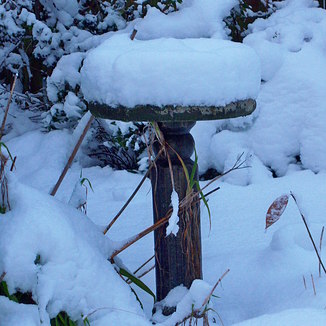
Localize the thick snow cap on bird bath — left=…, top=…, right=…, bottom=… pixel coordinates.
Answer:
left=81, top=34, right=261, bottom=121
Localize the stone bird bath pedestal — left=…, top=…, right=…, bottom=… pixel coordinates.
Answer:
left=89, top=100, right=256, bottom=307
left=81, top=34, right=260, bottom=313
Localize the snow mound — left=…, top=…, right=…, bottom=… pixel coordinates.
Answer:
left=0, top=175, right=150, bottom=325
left=0, top=296, right=40, bottom=326
left=81, top=34, right=261, bottom=108
left=194, top=1, right=326, bottom=177
left=232, top=308, right=326, bottom=326
left=134, top=0, right=236, bottom=40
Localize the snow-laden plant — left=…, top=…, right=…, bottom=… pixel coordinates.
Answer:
left=224, top=0, right=275, bottom=42
left=69, top=171, right=94, bottom=214
left=86, top=119, right=147, bottom=171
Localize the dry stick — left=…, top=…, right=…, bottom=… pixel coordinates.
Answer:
left=201, top=153, right=246, bottom=193
left=137, top=265, right=155, bottom=279
left=103, top=147, right=164, bottom=235
left=127, top=265, right=155, bottom=284
left=201, top=269, right=230, bottom=309
left=176, top=269, right=230, bottom=326
left=290, top=192, right=326, bottom=275
left=0, top=271, right=6, bottom=283
left=10, top=156, right=16, bottom=171
left=177, top=154, right=246, bottom=211
left=0, top=73, right=18, bottom=140
left=203, top=186, right=220, bottom=199
left=130, top=29, right=137, bottom=40
left=110, top=209, right=172, bottom=262
left=303, top=275, right=307, bottom=290
left=133, top=255, right=155, bottom=275
left=50, top=115, right=94, bottom=196
left=311, top=274, right=316, bottom=296
left=125, top=255, right=155, bottom=285
left=319, top=226, right=324, bottom=277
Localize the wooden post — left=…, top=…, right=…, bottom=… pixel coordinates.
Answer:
left=151, top=121, right=202, bottom=314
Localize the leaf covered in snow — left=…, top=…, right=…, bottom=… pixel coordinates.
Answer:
left=265, top=194, right=289, bottom=230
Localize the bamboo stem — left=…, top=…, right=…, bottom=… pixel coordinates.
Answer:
left=103, top=147, right=164, bottom=235
left=10, top=156, right=17, bottom=172
left=311, top=274, right=316, bottom=295
left=110, top=209, right=171, bottom=262
left=50, top=115, right=94, bottom=196
left=127, top=265, right=155, bottom=284
left=290, top=192, right=326, bottom=275
left=0, top=73, right=18, bottom=140
left=137, top=265, right=155, bottom=279
left=201, top=269, right=230, bottom=309
left=320, top=226, right=325, bottom=277
left=133, top=255, right=155, bottom=275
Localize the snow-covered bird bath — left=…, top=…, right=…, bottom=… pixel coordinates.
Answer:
left=80, top=33, right=261, bottom=311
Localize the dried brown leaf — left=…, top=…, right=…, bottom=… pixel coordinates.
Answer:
left=266, top=194, right=289, bottom=229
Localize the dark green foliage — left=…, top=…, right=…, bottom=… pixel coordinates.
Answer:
left=0, top=280, right=36, bottom=304
left=1, top=280, right=85, bottom=325
left=87, top=120, right=147, bottom=171
left=108, top=0, right=182, bottom=21
left=224, top=0, right=275, bottom=42
left=50, top=312, right=77, bottom=326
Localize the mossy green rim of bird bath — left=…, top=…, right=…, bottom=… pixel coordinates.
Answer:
left=89, top=98, right=256, bottom=122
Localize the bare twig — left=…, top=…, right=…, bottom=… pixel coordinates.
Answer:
left=303, top=275, right=307, bottom=290
left=110, top=209, right=172, bottom=262
left=130, top=29, right=137, bottom=40
left=103, top=147, right=164, bottom=235
left=290, top=192, right=326, bottom=275
left=0, top=271, right=6, bottom=283
left=10, top=156, right=16, bottom=172
left=50, top=115, right=94, bottom=196
left=201, top=269, right=230, bottom=309
left=201, top=153, right=247, bottom=192
left=311, top=274, right=316, bottom=296
left=127, top=265, right=155, bottom=284
left=137, top=265, right=155, bottom=279
left=175, top=269, right=230, bottom=326
left=203, top=187, right=220, bottom=199
left=0, top=73, right=18, bottom=140
left=320, top=226, right=324, bottom=277
left=133, top=255, right=155, bottom=275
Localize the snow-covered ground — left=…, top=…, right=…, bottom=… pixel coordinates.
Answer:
left=1, top=0, right=326, bottom=325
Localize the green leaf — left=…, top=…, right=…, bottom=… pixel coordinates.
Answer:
left=0, top=142, right=13, bottom=161
left=1, top=281, right=10, bottom=297
left=119, top=267, right=156, bottom=302
left=58, top=313, right=66, bottom=324
left=168, top=145, right=190, bottom=190
left=69, top=319, right=76, bottom=326
left=80, top=177, right=94, bottom=192
left=196, top=181, right=211, bottom=230
left=130, top=286, right=144, bottom=310
left=189, top=147, right=198, bottom=189
left=1, top=281, right=18, bottom=303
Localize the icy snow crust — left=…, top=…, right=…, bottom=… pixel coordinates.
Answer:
left=81, top=34, right=261, bottom=108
